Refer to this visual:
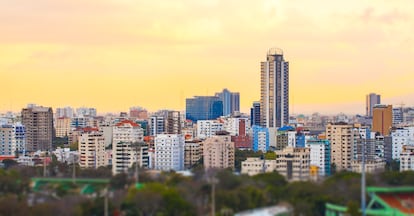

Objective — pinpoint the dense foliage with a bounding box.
[1,162,414,215]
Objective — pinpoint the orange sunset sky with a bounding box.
[1,0,414,115]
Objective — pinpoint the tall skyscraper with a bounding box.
[185,96,223,122]
[260,48,289,128]
[366,93,381,117]
[22,106,53,152]
[372,104,393,136]
[215,88,240,116]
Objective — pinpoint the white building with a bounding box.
[154,134,185,171]
[221,116,250,136]
[78,131,107,168]
[391,127,414,160]
[196,120,223,139]
[149,116,165,136]
[112,120,146,175]
[400,145,414,171]
[0,123,25,156]
[306,139,330,176]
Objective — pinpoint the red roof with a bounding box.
[379,193,414,214]
[115,120,140,127]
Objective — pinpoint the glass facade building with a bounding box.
[186,96,223,122]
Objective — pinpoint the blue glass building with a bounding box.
[185,96,223,122]
[215,89,240,116]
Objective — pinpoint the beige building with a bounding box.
[22,106,53,151]
[78,131,107,168]
[166,111,181,134]
[400,145,414,171]
[275,147,310,181]
[203,135,235,170]
[55,117,71,137]
[241,157,277,176]
[372,104,393,136]
[351,159,385,173]
[184,140,202,169]
[326,123,357,171]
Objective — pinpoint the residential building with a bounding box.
[129,107,148,120]
[306,139,331,176]
[0,123,25,156]
[184,140,202,169]
[393,107,404,125]
[366,93,381,117]
[55,117,71,137]
[260,48,289,128]
[325,123,357,171]
[55,106,74,118]
[203,134,235,170]
[390,127,414,160]
[372,104,393,136]
[241,157,277,176]
[252,125,269,152]
[166,111,181,134]
[275,147,310,181]
[185,96,223,122]
[221,116,250,136]
[400,145,414,171]
[196,120,223,139]
[215,88,240,116]
[78,131,107,168]
[21,105,53,152]
[112,120,146,175]
[154,134,185,171]
[149,116,165,136]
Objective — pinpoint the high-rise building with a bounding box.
[326,123,358,171]
[166,111,181,134]
[372,104,393,136]
[184,140,202,169]
[392,107,404,125]
[78,131,107,169]
[55,117,71,137]
[149,116,165,136]
[186,96,223,122]
[252,125,269,152]
[366,93,381,117]
[260,48,289,128]
[203,134,235,170]
[215,89,240,116]
[22,106,53,152]
[307,139,331,176]
[112,120,146,175]
[250,101,261,126]
[154,134,185,171]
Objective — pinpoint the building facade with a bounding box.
[196,120,223,139]
[260,48,289,128]
[307,139,331,176]
[326,123,357,171]
[252,125,269,152]
[184,140,202,169]
[203,135,235,170]
[55,117,71,137]
[372,104,393,136]
[0,123,25,156]
[366,93,381,117]
[154,134,185,171]
[166,111,181,134]
[78,131,107,168]
[215,88,240,116]
[22,106,53,152]
[250,101,261,126]
[186,96,223,122]
[275,147,310,181]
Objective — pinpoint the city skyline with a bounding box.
[1,1,414,114]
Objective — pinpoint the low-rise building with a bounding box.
[275,147,310,181]
[241,157,277,176]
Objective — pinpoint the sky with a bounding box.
[1,0,414,115]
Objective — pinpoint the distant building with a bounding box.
[372,104,393,136]
[154,134,185,171]
[0,123,25,156]
[326,123,357,171]
[55,117,71,137]
[186,96,223,122]
[203,134,235,170]
[196,120,223,139]
[307,139,331,176]
[215,88,240,116]
[275,147,310,181]
[55,106,74,118]
[129,107,148,120]
[260,48,289,128]
[78,131,107,168]
[22,106,53,152]
[252,125,269,152]
[392,107,404,125]
[366,93,381,117]
[149,116,165,136]
[76,107,97,117]
[184,140,202,169]
[241,157,277,176]
[250,101,261,126]
[166,111,181,134]
[112,120,146,175]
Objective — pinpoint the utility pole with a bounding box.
[361,138,366,216]
[104,187,108,216]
